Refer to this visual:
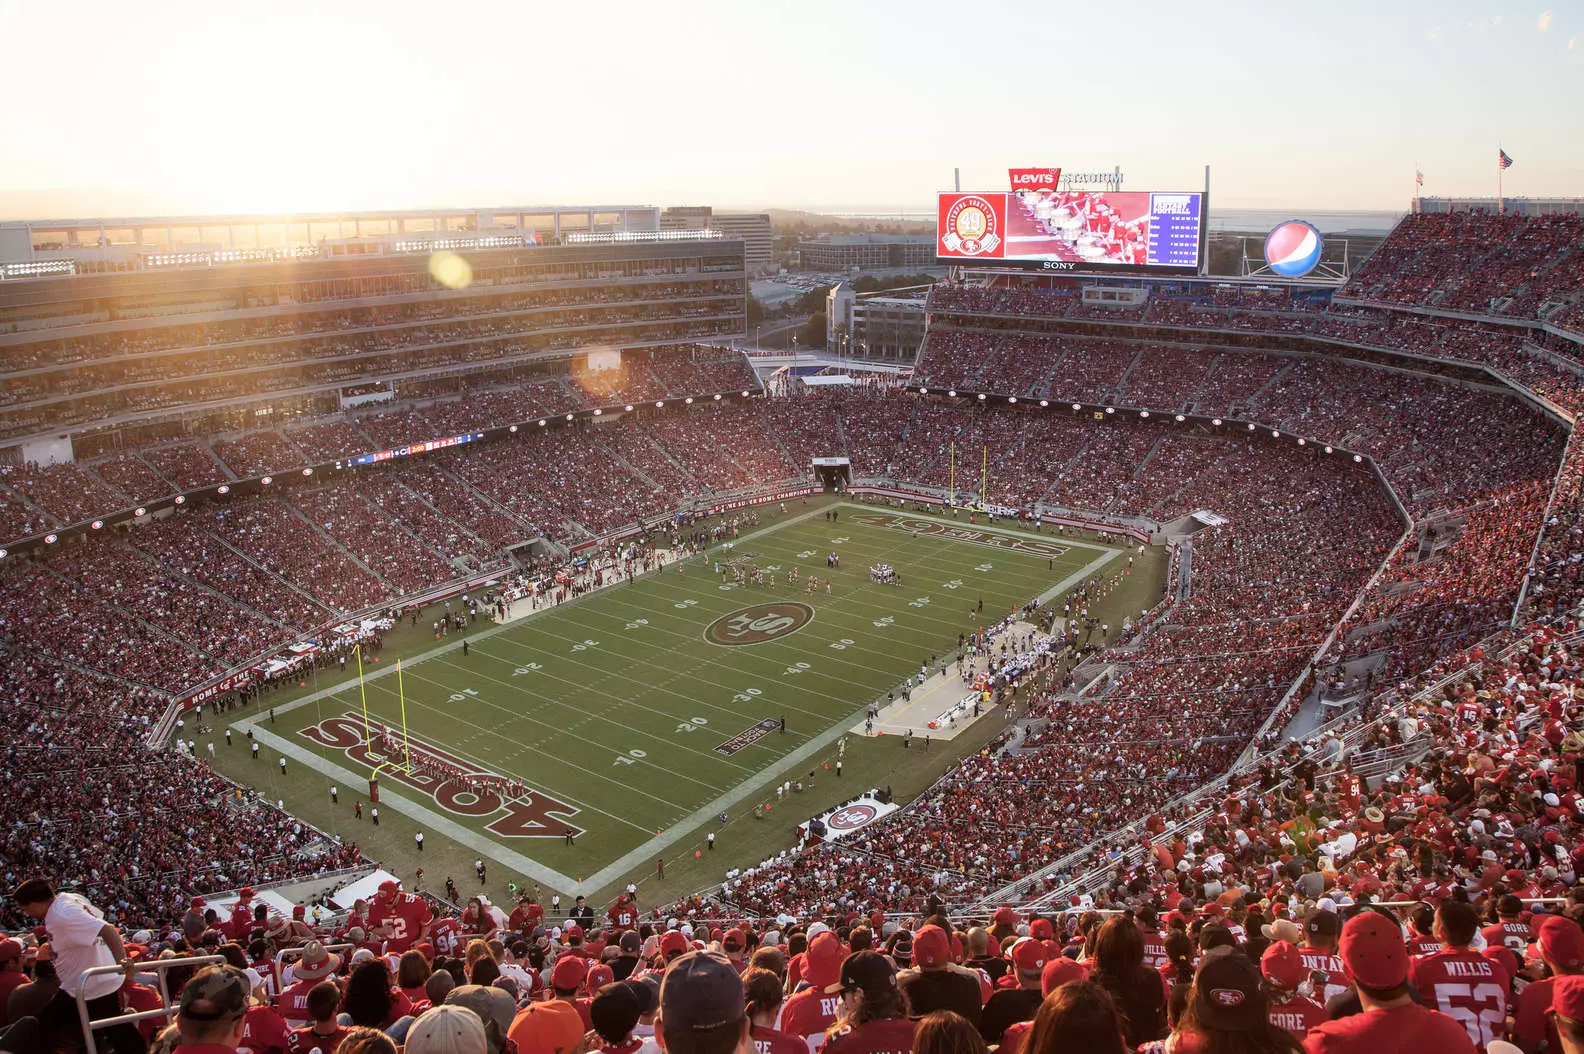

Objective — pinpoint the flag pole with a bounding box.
[398,657,410,771]
[1498,147,1504,215]
[355,643,372,750]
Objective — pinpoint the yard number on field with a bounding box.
[908,596,931,608]
[675,598,698,609]
[975,563,994,573]
[625,618,650,630]
[448,689,480,702]
[675,717,709,734]
[873,616,895,629]
[571,639,599,652]
[942,579,964,590]
[613,748,648,767]
[784,661,811,676]
[513,663,543,676]
[731,688,763,704]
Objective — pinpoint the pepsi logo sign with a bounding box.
[827,804,879,831]
[1263,220,1323,278]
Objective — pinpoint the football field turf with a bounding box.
[230,500,1140,901]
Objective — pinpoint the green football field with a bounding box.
[226,500,1152,905]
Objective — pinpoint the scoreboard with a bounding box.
[937,190,1206,275]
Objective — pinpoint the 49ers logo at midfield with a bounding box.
[704,602,814,646]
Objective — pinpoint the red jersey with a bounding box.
[508,904,544,934]
[609,903,638,930]
[288,1025,353,1054]
[1481,921,1531,957]
[239,1005,292,1054]
[428,917,462,955]
[1514,975,1561,1053]
[998,1021,1031,1054]
[369,893,432,953]
[1267,995,1327,1038]
[1303,1000,1479,1054]
[819,1019,917,1054]
[1410,949,1510,1051]
[1298,948,1351,1003]
[781,988,843,1047]
[753,1024,808,1054]
[1407,936,1442,957]
[121,980,164,1041]
[1142,931,1167,969]
[276,979,319,1024]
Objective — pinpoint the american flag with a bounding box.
[1415,170,1424,186]
[1499,149,1514,170]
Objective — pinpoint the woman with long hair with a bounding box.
[1166,947,1302,1054]
[914,1011,987,1054]
[1022,980,1128,1054]
[743,967,804,1054]
[1089,916,1168,1047]
[397,950,432,1006]
[820,952,916,1054]
[341,959,415,1042]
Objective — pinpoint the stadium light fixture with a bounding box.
[217,485,230,495]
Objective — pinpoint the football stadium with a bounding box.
[4,12,1584,1053]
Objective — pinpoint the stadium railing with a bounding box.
[76,954,224,1054]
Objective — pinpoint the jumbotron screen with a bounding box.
[937,190,1205,274]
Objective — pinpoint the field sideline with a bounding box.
[215,497,1163,906]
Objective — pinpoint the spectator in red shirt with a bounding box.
[820,952,915,1054]
[1262,942,1328,1039]
[1171,947,1303,1054]
[0,940,29,1025]
[288,982,353,1054]
[1303,913,1479,1054]
[1408,901,1508,1051]
[743,968,802,1054]
[1514,915,1584,1053]
[913,1011,985,1054]
[1551,975,1584,1054]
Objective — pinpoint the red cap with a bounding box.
[0,939,22,962]
[659,931,690,957]
[913,926,950,968]
[239,887,257,899]
[993,907,1020,927]
[1260,940,1306,991]
[585,963,614,992]
[1040,957,1085,996]
[1340,912,1407,989]
[551,955,587,991]
[1541,916,1584,969]
[293,905,306,919]
[1010,939,1046,974]
[564,924,583,941]
[191,897,206,909]
[1029,918,1054,941]
[377,881,399,894]
[1555,975,1584,1020]
[804,932,843,988]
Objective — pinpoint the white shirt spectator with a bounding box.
[48,892,121,1000]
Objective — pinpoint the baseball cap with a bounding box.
[1193,947,1264,1032]
[824,950,897,996]
[564,924,584,942]
[1541,916,1584,969]
[1029,918,1054,941]
[508,998,584,1054]
[0,939,22,962]
[550,956,587,991]
[1340,912,1407,990]
[913,926,950,969]
[1304,909,1340,941]
[1554,975,1584,1020]
[660,931,690,958]
[444,986,517,1053]
[586,963,614,993]
[190,897,206,909]
[993,907,1020,927]
[659,951,746,1033]
[722,930,745,952]
[1009,938,1046,974]
[1260,941,1306,992]
[590,979,644,1043]
[619,931,643,954]
[1040,957,1085,996]
[178,966,250,1021]
[803,932,843,989]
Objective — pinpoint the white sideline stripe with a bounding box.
[242,722,582,891]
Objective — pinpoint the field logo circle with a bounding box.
[827,804,878,831]
[705,602,815,646]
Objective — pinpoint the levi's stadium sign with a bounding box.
[1009,168,1061,191]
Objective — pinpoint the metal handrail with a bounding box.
[76,954,225,1054]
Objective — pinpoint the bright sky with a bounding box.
[1,0,1579,218]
